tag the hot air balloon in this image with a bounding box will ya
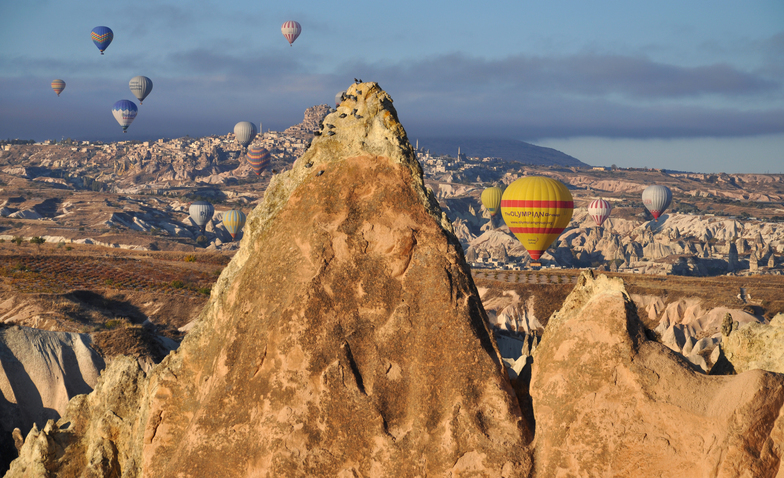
[222,209,246,240]
[335,91,346,108]
[481,187,503,216]
[189,201,214,234]
[587,199,612,227]
[111,100,137,133]
[51,79,65,96]
[501,176,574,262]
[246,146,271,175]
[234,122,257,150]
[129,76,153,104]
[281,21,301,46]
[642,185,672,222]
[91,26,113,54]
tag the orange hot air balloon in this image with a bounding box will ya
[481,186,503,215]
[501,176,573,261]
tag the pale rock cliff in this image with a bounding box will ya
[0,326,105,470]
[722,313,784,374]
[529,272,784,477]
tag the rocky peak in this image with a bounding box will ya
[7,82,530,477]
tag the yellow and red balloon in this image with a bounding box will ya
[501,176,573,261]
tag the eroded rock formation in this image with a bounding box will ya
[723,313,784,374]
[9,83,784,478]
[530,272,784,477]
[7,83,531,477]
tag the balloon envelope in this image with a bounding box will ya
[111,100,137,132]
[129,76,153,104]
[91,26,113,54]
[501,176,574,261]
[588,199,612,227]
[246,146,270,175]
[642,185,672,221]
[189,201,214,229]
[234,122,258,149]
[281,21,301,45]
[51,79,65,96]
[335,91,345,108]
[481,187,503,216]
[222,209,246,240]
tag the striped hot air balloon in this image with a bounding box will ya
[642,185,672,222]
[481,186,503,216]
[234,121,257,149]
[222,209,246,240]
[91,26,113,54]
[501,176,574,262]
[111,100,137,133]
[281,21,301,46]
[246,146,270,175]
[335,91,346,108]
[51,79,65,96]
[129,76,153,104]
[587,198,612,227]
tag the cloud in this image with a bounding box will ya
[350,52,780,99]
[2,47,783,142]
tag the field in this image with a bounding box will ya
[0,242,231,338]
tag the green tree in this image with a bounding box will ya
[30,236,45,250]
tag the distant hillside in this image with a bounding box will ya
[417,137,588,168]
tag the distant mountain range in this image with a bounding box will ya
[416,137,588,168]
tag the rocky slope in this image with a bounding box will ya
[7,82,531,477]
[529,272,784,477]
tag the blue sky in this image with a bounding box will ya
[1,0,782,173]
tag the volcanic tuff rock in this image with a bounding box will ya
[7,82,531,477]
[0,326,105,471]
[722,313,784,374]
[529,272,784,477]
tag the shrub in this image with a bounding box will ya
[30,236,45,246]
[184,255,197,263]
[65,246,73,251]
[197,286,211,295]
[12,236,24,246]
[104,319,123,330]
[171,280,184,289]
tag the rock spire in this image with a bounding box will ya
[7,83,531,477]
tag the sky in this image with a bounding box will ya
[0,0,782,173]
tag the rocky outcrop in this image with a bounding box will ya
[283,104,332,140]
[0,326,105,472]
[529,272,784,477]
[0,326,105,431]
[8,83,531,477]
[722,313,784,374]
